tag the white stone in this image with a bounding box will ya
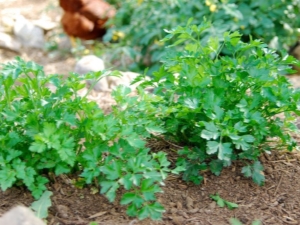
[13,15,45,49]
[74,55,106,91]
[74,55,151,93]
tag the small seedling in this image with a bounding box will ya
[210,193,238,210]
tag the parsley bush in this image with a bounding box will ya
[0,58,168,220]
[135,19,300,185]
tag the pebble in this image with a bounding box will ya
[56,205,70,219]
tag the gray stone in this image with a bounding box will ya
[0,206,45,225]
[13,15,45,49]
[74,55,106,92]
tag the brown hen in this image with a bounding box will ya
[59,0,116,40]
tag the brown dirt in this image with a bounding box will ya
[1,1,300,225]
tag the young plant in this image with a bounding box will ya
[134,19,300,185]
[0,57,169,220]
[0,57,88,199]
[210,193,238,210]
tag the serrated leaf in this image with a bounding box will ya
[217,198,225,207]
[156,154,170,168]
[201,122,220,140]
[143,171,162,181]
[43,123,56,138]
[137,202,165,220]
[206,141,219,154]
[234,122,247,132]
[206,142,232,160]
[120,192,136,205]
[6,150,22,162]
[241,165,252,177]
[29,176,49,199]
[101,161,121,180]
[121,192,144,207]
[201,130,219,140]
[130,174,143,186]
[29,142,46,153]
[126,204,138,217]
[22,167,36,187]
[145,125,166,134]
[56,137,76,166]
[209,160,223,176]
[127,136,145,149]
[100,181,119,202]
[119,174,133,190]
[13,159,26,179]
[62,113,77,126]
[252,170,265,186]
[208,36,219,52]
[30,191,53,219]
[54,163,71,175]
[184,97,199,109]
[0,167,16,191]
[242,135,255,143]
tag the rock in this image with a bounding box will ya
[74,55,143,92]
[0,206,45,225]
[74,55,105,92]
[56,204,71,219]
[13,15,45,49]
[0,32,21,53]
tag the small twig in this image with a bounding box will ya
[163,139,184,149]
[274,174,283,196]
[273,169,290,174]
[280,217,298,225]
[266,185,275,191]
[56,216,87,225]
[270,159,297,163]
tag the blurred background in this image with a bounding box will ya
[0,0,299,76]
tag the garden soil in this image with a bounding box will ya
[1,1,300,224]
